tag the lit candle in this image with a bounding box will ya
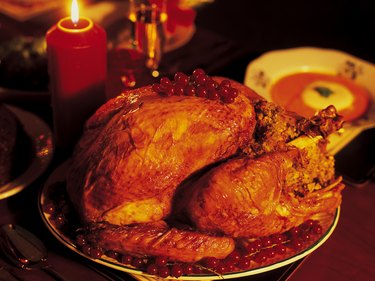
[46,0,106,150]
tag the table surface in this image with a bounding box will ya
[1,1,375,280]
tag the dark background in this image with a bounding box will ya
[195,0,375,64]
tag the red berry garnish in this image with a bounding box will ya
[311,224,322,235]
[275,244,287,255]
[264,248,276,258]
[260,237,273,248]
[182,264,194,275]
[271,234,286,245]
[227,250,241,263]
[192,68,205,77]
[160,77,172,86]
[146,264,158,275]
[289,227,301,237]
[227,88,239,98]
[287,239,304,250]
[237,257,251,270]
[208,90,220,100]
[195,74,208,85]
[152,83,164,93]
[174,72,189,85]
[121,254,133,265]
[155,256,168,267]
[158,266,170,278]
[76,234,86,246]
[301,233,311,241]
[197,86,208,98]
[220,79,231,88]
[174,85,184,96]
[165,86,174,96]
[82,244,91,255]
[171,264,183,277]
[132,257,145,268]
[106,250,119,260]
[215,263,228,274]
[246,240,261,254]
[184,84,196,96]
[253,251,267,263]
[205,79,219,90]
[154,70,238,104]
[90,247,103,259]
[204,257,219,268]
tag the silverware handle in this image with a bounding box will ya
[41,265,70,281]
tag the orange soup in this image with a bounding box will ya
[270,72,371,121]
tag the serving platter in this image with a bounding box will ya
[0,105,54,200]
[244,47,375,155]
[39,161,340,281]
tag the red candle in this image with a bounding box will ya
[46,1,106,150]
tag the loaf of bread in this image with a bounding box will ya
[0,105,30,186]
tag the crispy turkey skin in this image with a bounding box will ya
[67,79,256,226]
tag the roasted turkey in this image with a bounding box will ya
[66,75,344,263]
[67,79,257,226]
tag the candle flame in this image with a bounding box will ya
[71,0,79,24]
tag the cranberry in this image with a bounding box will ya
[311,224,322,235]
[264,248,276,258]
[301,233,311,241]
[173,85,184,96]
[158,266,170,278]
[260,237,273,248]
[246,240,261,254]
[275,244,287,255]
[146,264,158,275]
[289,227,301,237]
[192,68,205,77]
[121,254,133,265]
[271,234,286,245]
[182,264,194,275]
[106,250,119,260]
[76,234,86,246]
[204,257,219,268]
[205,79,219,90]
[184,84,196,96]
[287,239,304,250]
[237,257,251,270]
[164,86,175,96]
[195,74,208,85]
[253,251,267,263]
[152,83,163,93]
[171,264,183,277]
[215,263,228,274]
[227,250,241,263]
[90,247,103,259]
[174,72,189,85]
[196,86,208,98]
[82,244,91,255]
[208,90,220,100]
[160,77,172,86]
[220,79,231,88]
[132,257,145,268]
[155,256,168,267]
